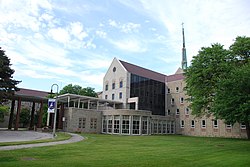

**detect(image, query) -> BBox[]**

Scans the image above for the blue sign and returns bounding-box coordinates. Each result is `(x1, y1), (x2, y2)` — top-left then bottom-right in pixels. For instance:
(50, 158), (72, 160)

(48, 99), (56, 113)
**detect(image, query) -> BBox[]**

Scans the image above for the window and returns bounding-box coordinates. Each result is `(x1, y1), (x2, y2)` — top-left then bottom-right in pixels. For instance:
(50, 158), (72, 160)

(122, 116), (130, 134)
(201, 120), (206, 128)
(132, 116), (140, 134)
(167, 109), (171, 115)
(171, 122), (175, 133)
(78, 118), (86, 129)
(167, 88), (170, 94)
(107, 116), (112, 133)
(181, 120), (184, 128)
(105, 95), (108, 99)
(120, 81), (123, 88)
(226, 123), (232, 129)
(158, 121), (162, 134)
(240, 123), (246, 129)
(142, 116), (148, 135)
(102, 116), (107, 133)
(112, 82), (115, 89)
(176, 87), (179, 92)
(171, 98), (175, 105)
(105, 84), (108, 91)
(180, 97), (184, 104)
(119, 92), (122, 99)
(176, 108), (180, 115)
(162, 121), (167, 134)
(113, 67), (116, 72)
(112, 93), (115, 100)
(213, 120), (218, 128)
(90, 118), (97, 129)
(153, 121), (158, 134)
(185, 108), (189, 115)
(113, 116), (120, 134)
(191, 120), (195, 128)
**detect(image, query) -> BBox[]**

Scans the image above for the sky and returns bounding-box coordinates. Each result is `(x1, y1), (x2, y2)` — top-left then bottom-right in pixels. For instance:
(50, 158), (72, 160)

(0, 0), (250, 92)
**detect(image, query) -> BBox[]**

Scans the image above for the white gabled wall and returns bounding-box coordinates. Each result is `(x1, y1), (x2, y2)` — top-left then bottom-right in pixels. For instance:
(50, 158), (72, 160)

(102, 58), (130, 108)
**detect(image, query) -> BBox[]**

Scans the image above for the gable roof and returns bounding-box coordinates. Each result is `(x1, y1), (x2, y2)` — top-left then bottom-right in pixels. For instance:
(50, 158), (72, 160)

(16, 88), (49, 98)
(12, 88), (49, 102)
(166, 73), (185, 82)
(119, 60), (166, 83)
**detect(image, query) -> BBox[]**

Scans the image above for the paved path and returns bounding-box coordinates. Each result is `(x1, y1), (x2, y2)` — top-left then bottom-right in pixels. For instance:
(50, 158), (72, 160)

(0, 133), (84, 151)
(0, 131), (53, 142)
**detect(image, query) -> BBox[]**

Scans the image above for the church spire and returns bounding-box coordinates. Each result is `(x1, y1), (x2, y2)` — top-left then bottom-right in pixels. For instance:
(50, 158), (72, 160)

(181, 23), (187, 70)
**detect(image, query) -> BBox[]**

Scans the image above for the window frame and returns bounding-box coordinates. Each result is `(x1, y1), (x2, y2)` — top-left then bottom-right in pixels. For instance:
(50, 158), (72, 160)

(191, 120), (195, 128)
(181, 120), (184, 128)
(201, 120), (206, 128)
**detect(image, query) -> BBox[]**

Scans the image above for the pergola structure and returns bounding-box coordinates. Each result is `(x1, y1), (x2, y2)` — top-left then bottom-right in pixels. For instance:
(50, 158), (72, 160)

(8, 88), (48, 130)
(49, 94), (123, 129)
(56, 93), (123, 110)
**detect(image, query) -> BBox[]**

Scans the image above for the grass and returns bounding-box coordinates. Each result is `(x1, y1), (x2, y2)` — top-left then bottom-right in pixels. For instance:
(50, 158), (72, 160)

(0, 132), (71, 146)
(0, 134), (250, 167)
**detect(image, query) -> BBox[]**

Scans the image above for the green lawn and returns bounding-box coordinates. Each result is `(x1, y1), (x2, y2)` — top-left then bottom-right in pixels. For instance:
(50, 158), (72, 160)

(0, 134), (249, 167)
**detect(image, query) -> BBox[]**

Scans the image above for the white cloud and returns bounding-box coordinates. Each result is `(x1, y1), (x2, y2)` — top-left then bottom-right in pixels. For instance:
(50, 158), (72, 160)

(70, 22), (88, 40)
(110, 38), (147, 53)
(120, 0), (250, 62)
(121, 22), (140, 33)
(108, 19), (118, 27)
(96, 30), (107, 38)
(108, 19), (141, 33)
(48, 27), (70, 44)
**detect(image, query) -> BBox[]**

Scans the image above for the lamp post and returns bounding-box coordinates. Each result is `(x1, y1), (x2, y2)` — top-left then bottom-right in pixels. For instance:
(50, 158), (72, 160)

(51, 84), (59, 138)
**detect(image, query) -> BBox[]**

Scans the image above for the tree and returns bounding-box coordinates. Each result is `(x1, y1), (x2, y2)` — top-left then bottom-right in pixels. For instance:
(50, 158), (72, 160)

(59, 84), (97, 97)
(185, 36), (250, 139)
(212, 62), (250, 139)
(0, 105), (9, 122)
(0, 47), (21, 102)
(185, 44), (231, 116)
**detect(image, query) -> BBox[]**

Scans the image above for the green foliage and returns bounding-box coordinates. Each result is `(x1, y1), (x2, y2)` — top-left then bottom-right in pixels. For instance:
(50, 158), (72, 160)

(0, 134), (250, 167)
(0, 47), (21, 102)
(185, 36), (250, 138)
(229, 36), (250, 64)
(59, 84), (97, 97)
(212, 62), (250, 124)
(19, 108), (30, 127)
(185, 43), (231, 116)
(0, 105), (9, 122)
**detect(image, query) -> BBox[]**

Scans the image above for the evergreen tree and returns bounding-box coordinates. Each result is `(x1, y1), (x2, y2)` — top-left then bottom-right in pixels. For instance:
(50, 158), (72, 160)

(0, 47), (21, 103)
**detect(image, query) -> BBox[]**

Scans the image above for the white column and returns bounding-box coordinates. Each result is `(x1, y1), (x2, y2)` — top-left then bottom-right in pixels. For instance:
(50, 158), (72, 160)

(139, 116), (142, 135)
(147, 117), (149, 135)
(67, 96), (70, 107)
(119, 115), (122, 135)
(78, 99), (80, 108)
(169, 121), (172, 134)
(129, 115), (132, 135)
(46, 112), (50, 126)
(73, 101), (76, 108)
(112, 115), (114, 134)
(114, 103), (116, 109)
(88, 100), (90, 109)
(97, 101), (99, 110)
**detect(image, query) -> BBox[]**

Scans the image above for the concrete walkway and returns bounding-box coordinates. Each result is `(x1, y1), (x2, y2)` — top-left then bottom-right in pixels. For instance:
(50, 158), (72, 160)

(0, 131), (53, 142)
(0, 132), (84, 151)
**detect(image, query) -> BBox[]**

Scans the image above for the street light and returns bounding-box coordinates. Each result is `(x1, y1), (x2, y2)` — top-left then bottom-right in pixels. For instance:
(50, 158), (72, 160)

(50, 84), (59, 138)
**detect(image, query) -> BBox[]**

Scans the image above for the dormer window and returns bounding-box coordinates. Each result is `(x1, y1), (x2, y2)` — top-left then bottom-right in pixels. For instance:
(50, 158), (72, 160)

(176, 87), (179, 92)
